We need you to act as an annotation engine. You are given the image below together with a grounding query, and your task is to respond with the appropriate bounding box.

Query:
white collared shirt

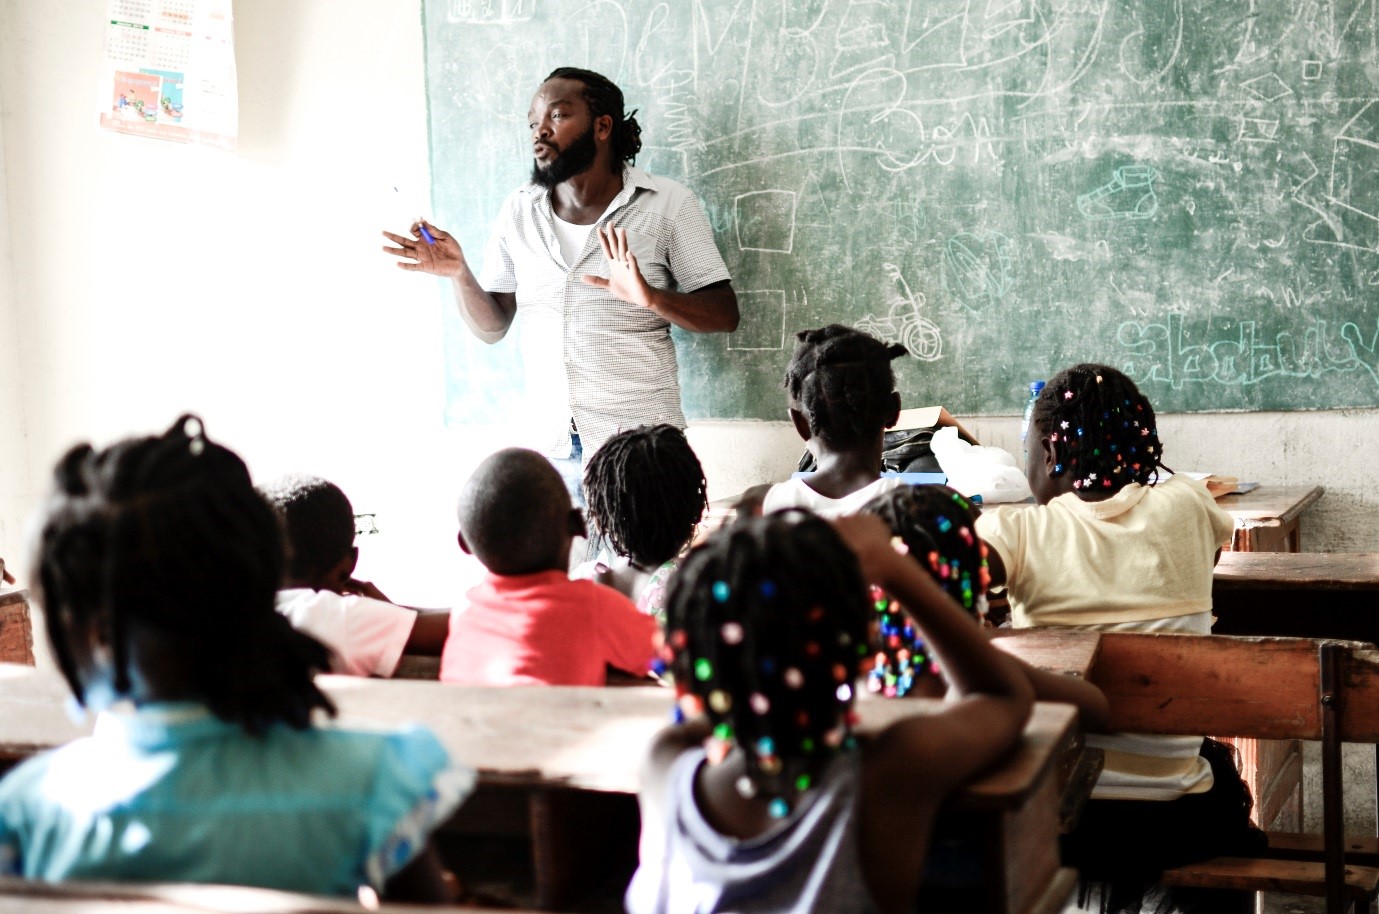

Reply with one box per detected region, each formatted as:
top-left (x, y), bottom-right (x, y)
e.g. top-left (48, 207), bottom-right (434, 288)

top-left (477, 165), bottom-right (732, 459)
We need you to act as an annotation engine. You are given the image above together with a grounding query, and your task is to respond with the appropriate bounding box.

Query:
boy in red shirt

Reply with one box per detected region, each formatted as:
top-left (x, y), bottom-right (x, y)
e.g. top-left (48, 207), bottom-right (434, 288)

top-left (441, 448), bottom-right (658, 686)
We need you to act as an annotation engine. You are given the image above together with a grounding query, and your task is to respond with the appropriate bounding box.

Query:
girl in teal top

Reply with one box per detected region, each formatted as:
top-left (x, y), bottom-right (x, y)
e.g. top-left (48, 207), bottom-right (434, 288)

top-left (0, 416), bottom-right (473, 900)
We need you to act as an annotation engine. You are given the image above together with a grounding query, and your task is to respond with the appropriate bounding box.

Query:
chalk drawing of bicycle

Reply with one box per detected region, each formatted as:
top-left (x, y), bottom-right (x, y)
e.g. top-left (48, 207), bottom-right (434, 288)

top-left (856, 263), bottom-right (944, 362)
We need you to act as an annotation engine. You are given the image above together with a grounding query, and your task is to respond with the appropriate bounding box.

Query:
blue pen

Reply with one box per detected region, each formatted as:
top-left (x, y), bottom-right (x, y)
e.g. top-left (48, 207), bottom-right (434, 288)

top-left (395, 186), bottom-right (435, 245)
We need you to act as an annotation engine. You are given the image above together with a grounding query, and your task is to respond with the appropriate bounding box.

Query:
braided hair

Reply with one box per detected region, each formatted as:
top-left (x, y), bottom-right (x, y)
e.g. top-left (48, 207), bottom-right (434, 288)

top-left (861, 485), bottom-right (992, 697)
top-left (1030, 364), bottom-right (1168, 493)
top-left (32, 415), bottom-right (335, 733)
top-left (258, 474), bottom-right (354, 583)
top-left (583, 425), bottom-right (707, 568)
top-left (545, 67), bottom-right (642, 166)
top-left (664, 510), bottom-right (870, 818)
top-left (783, 325), bottom-right (907, 451)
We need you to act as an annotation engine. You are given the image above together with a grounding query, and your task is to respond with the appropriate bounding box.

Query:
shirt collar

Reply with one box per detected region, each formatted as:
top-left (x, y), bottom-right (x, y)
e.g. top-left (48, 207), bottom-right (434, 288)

top-left (481, 569), bottom-right (572, 589)
top-left (93, 702), bottom-right (235, 750)
top-left (519, 163), bottom-right (658, 203)
top-left (1051, 481), bottom-right (1150, 520)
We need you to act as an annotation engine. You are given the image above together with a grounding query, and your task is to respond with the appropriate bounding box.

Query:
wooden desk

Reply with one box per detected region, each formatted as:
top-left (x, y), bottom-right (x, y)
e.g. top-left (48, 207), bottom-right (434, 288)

top-left (0, 666), bottom-right (1082, 914)
top-left (0, 876), bottom-right (517, 914)
top-left (1213, 552), bottom-right (1379, 645)
top-left (0, 588), bottom-right (33, 666)
top-left (1216, 485), bottom-right (1325, 553)
top-left (992, 630), bottom-right (1101, 679)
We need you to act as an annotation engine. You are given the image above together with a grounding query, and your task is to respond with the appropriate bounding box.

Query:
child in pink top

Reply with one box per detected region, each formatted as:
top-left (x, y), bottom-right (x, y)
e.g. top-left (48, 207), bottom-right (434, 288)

top-left (441, 448), bottom-right (658, 686)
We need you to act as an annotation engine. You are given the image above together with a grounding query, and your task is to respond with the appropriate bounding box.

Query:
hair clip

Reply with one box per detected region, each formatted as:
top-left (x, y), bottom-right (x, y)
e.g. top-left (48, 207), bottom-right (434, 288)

top-left (1088, 472), bottom-right (1097, 480)
top-left (708, 690), bottom-right (732, 713)
top-left (712, 581), bottom-right (731, 602)
top-left (783, 668), bottom-right (804, 689)
top-left (1060, 420), bottom-right (1070, 429)
top-left (1095, 374), bottom-right (1103, 383)
top-left (1049, 432), bottom-right (1059, 442)
top-left (720, 622), bottom-right (744, 645)
top-left (759, 580), bottom-right (778, 599)
top-left (890, 536), bottom-right (910, 555)
top-left (1073, 480), bottom-right (1082, 489)
top-left (1064, 390), bottom-right (1074, 399)
top-left (761, 656), bottom-right (777, 675)
top-left (958, 526), bottom-right (974, 545)
top-left (736, 776), bottom-right (757, 798)
top-left (694, 658), bottom-right (713, 681)
top-left (768, 797), bottom-right (790, 818)
top-left (755, 736), bottom-right (775, 756)
top-left (836, 683), bottom-right (853, 701)
top-left (936, 515), bottom-right (952, 533)
top-left (1054, 463), bottom-right (1063, 473)
top-left (750, 692), bottom-right (770, 714)
top-left (796, 710), bottom-right (810, 729)
top-left (671, 630), bottom-right (688, 649)
top-left (760, 755), bottom-right (783, 776)
top-left (707, 738), bottom-right (731, 765)
top-left (1141, 428), bottom-right (1149, 437)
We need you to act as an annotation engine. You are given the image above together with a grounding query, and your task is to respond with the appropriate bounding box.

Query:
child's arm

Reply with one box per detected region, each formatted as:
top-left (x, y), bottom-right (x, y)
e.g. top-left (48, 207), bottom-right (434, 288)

top-left (983, 543), bottom-right (1007, 589)
top-left (640, 716), bottom-right (713, 821)
top-left (404, 611), bottom-right (451, 656)
top-left (340, 578), bottom-right (450, 657)
top-left (836, 517), bottom-right (1034, 914)
top-left (1005, 658), bottom-right (1109, 732)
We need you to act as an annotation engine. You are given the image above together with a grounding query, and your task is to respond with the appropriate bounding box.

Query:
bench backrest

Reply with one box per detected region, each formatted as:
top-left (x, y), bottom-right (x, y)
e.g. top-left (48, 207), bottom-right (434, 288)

top-left (1089, 631), bottom-right (1339, 740)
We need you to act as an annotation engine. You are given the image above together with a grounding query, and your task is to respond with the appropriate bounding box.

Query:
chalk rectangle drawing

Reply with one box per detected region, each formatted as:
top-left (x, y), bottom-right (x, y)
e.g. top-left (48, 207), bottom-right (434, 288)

top-left (448, 0), bottom-right (534, 23)
top-left (735, 190), bottom-right (799, 253)
top-left (728, 291), bottom-right (788, 351)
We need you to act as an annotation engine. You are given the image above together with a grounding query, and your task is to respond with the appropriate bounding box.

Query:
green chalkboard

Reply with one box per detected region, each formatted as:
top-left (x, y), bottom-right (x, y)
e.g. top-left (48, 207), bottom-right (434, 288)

top-left (424, 0), bottom-right (1379, 422)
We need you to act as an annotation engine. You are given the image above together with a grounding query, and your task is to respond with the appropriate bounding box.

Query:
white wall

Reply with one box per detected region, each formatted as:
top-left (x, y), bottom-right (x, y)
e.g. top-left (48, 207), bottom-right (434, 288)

top-left (0, 50), bottom-right (33, 567)
top-left (0, 1), bottom-right (1375, 616)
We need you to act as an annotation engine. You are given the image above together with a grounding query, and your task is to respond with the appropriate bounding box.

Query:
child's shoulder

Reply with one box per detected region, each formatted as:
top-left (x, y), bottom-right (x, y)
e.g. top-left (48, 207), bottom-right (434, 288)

top-left (563, 575), bottom-right (641, 611)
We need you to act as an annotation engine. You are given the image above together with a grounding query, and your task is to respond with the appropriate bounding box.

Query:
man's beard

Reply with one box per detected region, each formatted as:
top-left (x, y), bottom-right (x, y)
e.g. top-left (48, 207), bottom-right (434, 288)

top-left (530, 124), bottom-right (599, 189)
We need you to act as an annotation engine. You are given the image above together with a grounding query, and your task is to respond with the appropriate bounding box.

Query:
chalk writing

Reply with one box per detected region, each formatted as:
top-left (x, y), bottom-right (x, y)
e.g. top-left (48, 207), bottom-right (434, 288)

top-left (1078, 165), bottom-right (1159, 221)
top-left (856, 263), bottom-right (944, 362)
top-left (1117, 314), bottom-right (1379, 389)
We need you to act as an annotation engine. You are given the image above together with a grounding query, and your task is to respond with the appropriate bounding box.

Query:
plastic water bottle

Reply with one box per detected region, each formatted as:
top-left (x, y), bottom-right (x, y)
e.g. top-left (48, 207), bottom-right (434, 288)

top-left (1020, 380), bottom-right (1046, 442)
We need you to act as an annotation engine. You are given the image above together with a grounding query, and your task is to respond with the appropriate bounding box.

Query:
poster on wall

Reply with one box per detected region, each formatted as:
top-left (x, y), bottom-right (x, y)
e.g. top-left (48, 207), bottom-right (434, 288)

top-left (99, 0), bottom-right (237, 149)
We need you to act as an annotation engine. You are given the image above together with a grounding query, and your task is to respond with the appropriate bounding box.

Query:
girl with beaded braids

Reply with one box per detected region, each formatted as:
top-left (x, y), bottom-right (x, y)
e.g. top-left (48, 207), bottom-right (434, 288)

top-left (578, 424), bottom-right (708, 625)
top-left (625, 510), bottom-right (1034, 914)
top-left (743, 325), bottom-right (908, 518)
top-left (860, 484), bottom-right (1108, 728)
top-left (0, 416), bottom-right (474, 900)
top-left (976, 366), bottom-right (1262, 914)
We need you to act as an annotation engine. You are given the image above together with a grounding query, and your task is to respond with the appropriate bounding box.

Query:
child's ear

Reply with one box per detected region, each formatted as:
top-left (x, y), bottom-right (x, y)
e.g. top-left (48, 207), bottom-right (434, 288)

top-left (883, 391), bottom-right (902, 429)
top-left (1040, 435), bottom-right (1058, 474)
top-left (788, 407), bottom-right (812, 442)
top-left (456, 531), bottom-right (473, 556)
top-left (568, 508), bottom-right (587, 539)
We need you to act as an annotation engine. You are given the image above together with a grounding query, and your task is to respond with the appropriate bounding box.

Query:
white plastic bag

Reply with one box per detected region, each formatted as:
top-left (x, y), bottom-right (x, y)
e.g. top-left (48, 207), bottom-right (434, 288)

top-left (929, 426), bottom-right (1034, 504)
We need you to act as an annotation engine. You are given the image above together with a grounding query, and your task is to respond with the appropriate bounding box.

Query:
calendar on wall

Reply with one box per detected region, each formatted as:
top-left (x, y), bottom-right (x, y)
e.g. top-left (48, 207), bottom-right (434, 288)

top-left (100, 0), bottom-right (237, 149)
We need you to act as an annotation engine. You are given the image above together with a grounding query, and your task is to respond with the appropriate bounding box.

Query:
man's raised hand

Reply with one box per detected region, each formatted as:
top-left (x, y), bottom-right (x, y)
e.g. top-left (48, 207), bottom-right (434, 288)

top-left (382, 220), bottom-right (465, 278)
top-left (582, 225), bottom-right (655, 309)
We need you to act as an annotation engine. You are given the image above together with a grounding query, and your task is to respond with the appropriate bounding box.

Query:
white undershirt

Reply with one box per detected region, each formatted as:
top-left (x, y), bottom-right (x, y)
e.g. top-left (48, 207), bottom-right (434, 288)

top-left (552, 214), bottom-right (596, 269)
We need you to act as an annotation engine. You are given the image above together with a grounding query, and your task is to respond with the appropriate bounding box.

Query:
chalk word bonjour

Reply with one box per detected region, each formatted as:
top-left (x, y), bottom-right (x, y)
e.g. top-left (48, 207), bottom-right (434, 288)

top-left (1116, 314), bottom-right (1379, 389)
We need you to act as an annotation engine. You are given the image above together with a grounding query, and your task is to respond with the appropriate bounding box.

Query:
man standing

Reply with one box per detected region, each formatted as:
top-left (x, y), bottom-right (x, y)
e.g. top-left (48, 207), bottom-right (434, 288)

top-left (384, 67), bottom-right (738, 485)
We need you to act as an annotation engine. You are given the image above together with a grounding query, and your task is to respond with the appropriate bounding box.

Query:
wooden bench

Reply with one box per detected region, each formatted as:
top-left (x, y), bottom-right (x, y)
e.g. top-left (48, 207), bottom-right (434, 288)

top-left (0, 588), bottom-right (34, 666)
top-left (1088, 631), bottom-right (1379, 914)
top-left (0, 875), bottom-right (522, 913)
top-left (0, 663), bottom-right (1087, 914)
